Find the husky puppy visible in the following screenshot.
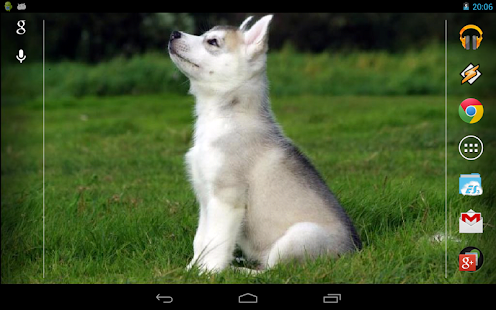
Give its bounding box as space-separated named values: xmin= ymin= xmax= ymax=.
xmin=168 ymin=15 xmax=361 ymax=273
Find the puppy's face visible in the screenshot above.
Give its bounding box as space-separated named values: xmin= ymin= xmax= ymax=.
xmin=168 ymin=15 xmax=273 ymax=92
xmin=168 ymin=27 xmax=244 ymax=82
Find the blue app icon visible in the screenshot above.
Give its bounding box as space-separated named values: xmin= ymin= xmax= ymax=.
xmin=459 ymin=173 xmax=482 ymax=196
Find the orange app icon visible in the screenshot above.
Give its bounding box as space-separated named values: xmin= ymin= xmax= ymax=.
xmin=460 ymin=25 xmax=483 ymax=50
xmin=460 ymin=63 xmax=481 ymax=85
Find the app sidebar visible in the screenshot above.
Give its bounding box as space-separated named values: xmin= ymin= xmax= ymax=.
xmin=454 ymin=21 xmax=493 ymax=276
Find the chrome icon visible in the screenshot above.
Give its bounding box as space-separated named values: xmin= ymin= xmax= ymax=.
xmin=459 ymin=98 xmax=483 ymax=124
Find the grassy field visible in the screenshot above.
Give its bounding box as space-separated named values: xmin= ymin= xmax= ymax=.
xmin=2 ymin=43 xmax=495 ymax=104
xmin=2 ymin=91 xmax=495 ymax=283
xmin=2 ymin=44 xmax=495 ymax=283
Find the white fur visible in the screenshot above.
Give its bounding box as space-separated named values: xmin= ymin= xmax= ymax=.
xmin=169 ymin=15 xmax=360 ymax=273
xmin=185 ymin=100 xmax=248 ymax=271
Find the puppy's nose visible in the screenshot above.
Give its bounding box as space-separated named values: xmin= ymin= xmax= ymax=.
xmin=170 ymin=31 xmax=182 ymax=40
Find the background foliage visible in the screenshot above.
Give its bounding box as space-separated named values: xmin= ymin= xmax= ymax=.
xmin=2 ymin=13 xmax=495 ymax=63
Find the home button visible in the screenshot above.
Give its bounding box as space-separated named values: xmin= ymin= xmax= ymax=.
xmin=239 ymin=293 xmax=258 ymax=303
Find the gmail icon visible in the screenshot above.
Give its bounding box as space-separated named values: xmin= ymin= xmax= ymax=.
xmin=459 ymin=209 xmax=483 ymax=233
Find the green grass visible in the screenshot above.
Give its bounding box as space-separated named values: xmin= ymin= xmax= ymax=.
xmin=2 ymin=93 xmax=495 ymax=283
xmin=2 ymin=43 xmax=495 ymax=105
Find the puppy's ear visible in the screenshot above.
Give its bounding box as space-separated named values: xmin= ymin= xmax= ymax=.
xmin=239 ymin=16 xmax=254 ymax=31
xmin=243 ymin=15 xmax=273 ymax=59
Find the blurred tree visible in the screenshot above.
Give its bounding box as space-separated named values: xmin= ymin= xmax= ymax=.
xmin=1 ymin=12 xmax=494 ymax=64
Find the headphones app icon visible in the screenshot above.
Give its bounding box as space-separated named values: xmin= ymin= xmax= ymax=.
xmin=460 ymin=25 xmax=483 ymax=50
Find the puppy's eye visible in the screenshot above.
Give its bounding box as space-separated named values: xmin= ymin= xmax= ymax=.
xmin=207 ymin=39 xmax=219 ymax=47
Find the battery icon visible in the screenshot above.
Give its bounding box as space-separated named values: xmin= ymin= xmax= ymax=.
xmin=463 ymin=2 xmax=470 ymax=10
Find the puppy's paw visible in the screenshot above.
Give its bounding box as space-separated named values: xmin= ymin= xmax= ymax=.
xmin=231 ymin=266 xmax=265 ymax=275
xmin=186 ymin=259 xmax=201 ymax=271
xmin=186 ymin=261 xmax=194 ymax=271
xmin=187 ymin=259 xmax=227 ymax=274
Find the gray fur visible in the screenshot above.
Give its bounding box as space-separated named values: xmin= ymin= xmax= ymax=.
xmin=169 ymin=15 xmax=361 ymax=272
xmin=210 ymin=85 xmax=361 ymax=264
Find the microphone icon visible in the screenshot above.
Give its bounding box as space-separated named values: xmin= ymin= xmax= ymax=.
xmin=16 ymin=49 xmax=26 ymax=63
